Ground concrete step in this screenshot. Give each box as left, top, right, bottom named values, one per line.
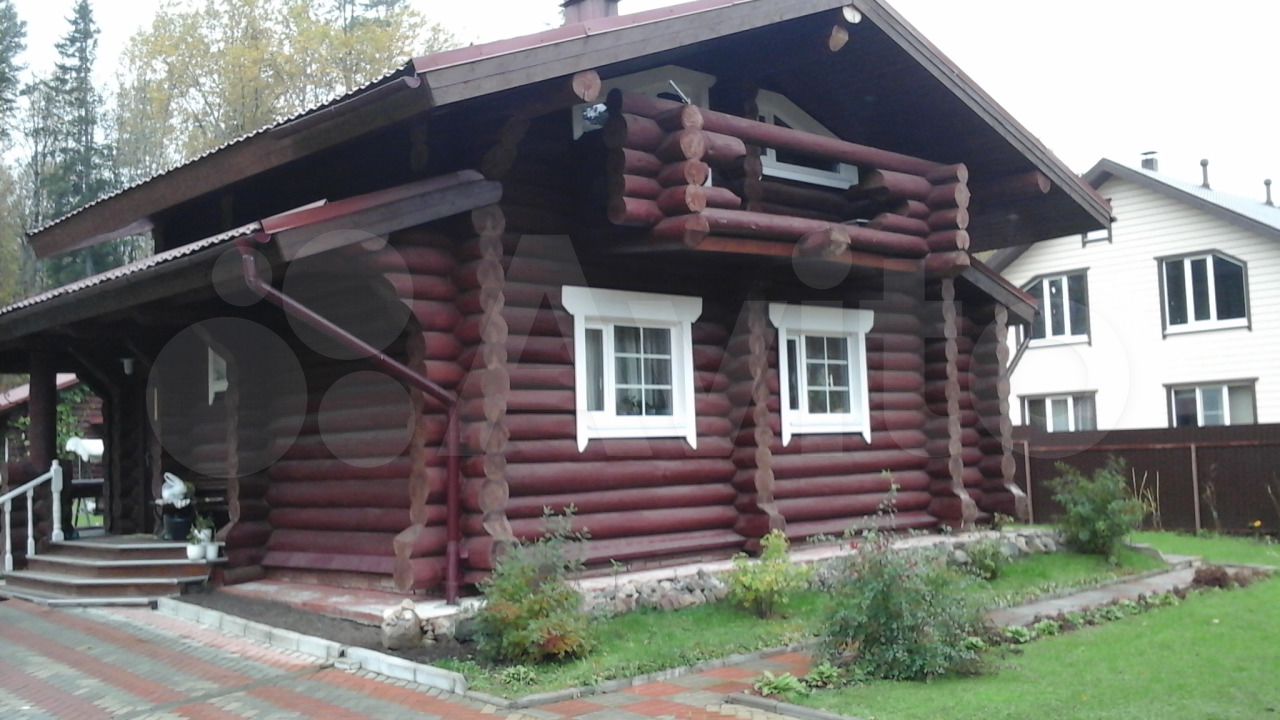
left=25, top=554, right=218, bottom=580
left=47, top=537, right=194, bottom=561
left=4, top=570, right=208, bottom=599
left=0, top=583, right=158, bottom=607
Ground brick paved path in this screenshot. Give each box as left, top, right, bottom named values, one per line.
left=0, top=598, right=804, bottom=719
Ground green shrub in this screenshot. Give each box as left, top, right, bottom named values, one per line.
left=1004, top=625, right=1033, bottom=644
left=753, top=670, right=810, bottom=699
left=728, top=530, right=812, bottom=618
left=498, top=665, right=537, bottom=687
left=962, top=539, right=1007, bottom=581
left=475, top=513, right=594, bottom=664
left=819, top=532, right=984, bottom=681
left=1032, top=619, right=1061, bottom=637
left=802, top=661, right=842, bottom=690
left=1050, top=456, right=1146, bottom=558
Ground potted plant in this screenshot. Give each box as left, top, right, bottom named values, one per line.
left=157, top=473, right=196, bottom=542
left=192, top=514, right=219, bottom=560
left=185, top=527, right=205, bottom=561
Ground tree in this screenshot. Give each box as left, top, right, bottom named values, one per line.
left=0, top=162, right=27, bottom=305
left=0, top=0, right=25, bottom=141
left=114, top=0, right=454, bottom=181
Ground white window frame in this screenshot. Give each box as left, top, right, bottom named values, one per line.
left=755, top=90, right=859, bottom=190
left=562, top=286, right=702, bottom=451
left=1168, top=383, right=1255, bottom=428
left=207, top=348, right=229, bottom=405
left=1023, top=393, right=1095, bottom=433
left=1026, top=272, right=1089, bottom=346
left=1162, top=253, right=1248, bottom=334
left=572, top=65, right=718, bottom=139
left=768, top=303, right=874, bottom=446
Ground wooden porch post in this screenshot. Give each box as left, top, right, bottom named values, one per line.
left=27, top=353, right=58, bottom=470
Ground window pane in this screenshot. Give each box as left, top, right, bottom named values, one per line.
left=1050, top=397, right=1070, bottom=432
left=825, top=337, right=848, bottom=361
left=828, top=388, right=851, bottom=413
left=585, top=328, right=604, bottom=411
left=1229, top=385, right=1256, bottom=425
left=1165, top=261, right=1187, bottom=325
left=615, top=325, right=641, bottom=353
left=617, top=389, right=643, bottom=416
left=616, top=356, right=641, bottom=385
left=644, top=388, right=673, bottom=416
left=1190, top=258, right=1211, bottom=321
left=1048, top=277, right=1066, bottom=336
left=644, top=358, right=671, bottom=387
left=642, top=327, right=671, bottom=355
left=805, top=335, right=827, bottom=360
left=828, top=362, right=849, bottom=388
left=1028, top=281, right=1045, bottom=339
left=1201, top=385, right=1225, bottom=426
left=806, top=361, right=828, bottom=388
left=786, top=338, right=800, bottom=411
left=1213, top=257, right=1247, bottom=320
left=1067, top=274, right=1089, bottom=336
left=1173, top=389, right=1198, bottom=427
left=1073, top=395, right=1096, bottom=431
left=1027, top=398, right=1046, bottom=430
left=808, top=390, right=829, bottom=414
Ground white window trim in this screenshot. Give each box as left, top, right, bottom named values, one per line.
left=1024, top=393, right=1095, bottom=433
left=207, top=348, right=229, bottom=405
left=1027, top=273, right=1088, bottom=347
left=768, top=303, right=874, bottom=446
left=572, top=65, right=718, bottom=139
left=1162, top=254, right=1248, bottom=333
left=1169, top=383, right=1252, bottom=427
left=562, top=286, right=702, bottom=451
left=756, top=90, right=859, bottom=190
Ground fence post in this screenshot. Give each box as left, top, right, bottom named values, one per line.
left=1189, top=443, right=1201, bottom=534
left=1022, top=440, right=1034, bottom=524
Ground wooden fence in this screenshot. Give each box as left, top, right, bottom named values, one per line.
left=1012, top=424, right=1280, bottom=533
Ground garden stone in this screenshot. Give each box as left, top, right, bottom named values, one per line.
left=1041, top=537, right=1057, bottom=553
left=1000, top=541, right=1021, bottom=559
left=1013, top=536, right=1030, bottom=553
left=951, top=548, right=970, bottom=565
left=381, top=599, right=425, bottom=650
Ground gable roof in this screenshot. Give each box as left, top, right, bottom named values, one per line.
left=27, top=0, right=1108, bottom=260
left=987, top=157, right=1280, bottom=272
left=0, top=375, right=79, bottom=417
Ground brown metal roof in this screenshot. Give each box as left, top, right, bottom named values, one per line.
left=0, top=374, right=79, bottom=416
left=26, top=0, right=1107, bottom=259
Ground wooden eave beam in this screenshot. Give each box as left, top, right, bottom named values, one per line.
left=600, top=232, right=921, bottom=273
left=29, top=76, right=434, bottom=259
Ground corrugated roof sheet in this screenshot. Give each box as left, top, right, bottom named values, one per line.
left=1117, top=161, right=1280, bottom=233
left=0, top=374, right=79, bottom=415
left=0, top=222, right=262, bottom=318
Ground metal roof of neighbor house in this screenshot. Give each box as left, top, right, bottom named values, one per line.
left=987, top=158, right=1280, bottom=272
left=26, top=0, right=1108, bottom=261
left=0, top=374, right=79, bottom=416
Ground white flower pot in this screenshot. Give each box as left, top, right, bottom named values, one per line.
left=204, top=543, right=219, bottom=561
left=194, top=529, right=213, bottom=543
left=186, top=544, right=205, bottom=561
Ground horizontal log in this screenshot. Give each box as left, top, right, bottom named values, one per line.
left=477, top=483, right=737, bottom=517
left=383, top=272, right=457, bottom=302
left=268, top=528, right=443, bottom=557
left=603, top=112, right=664, bottom=152
left=262, top=551, right=395, bottom=576
left=607, top=147, right=663, bottom=177
left=973, top=171, right=1051, bottom=202
left=656, top=129, right=706, bottom=162
left=502, top=458, right=735, bottom=496
left=768, top=449, right=929, bottom=478
left=757, top=202, right=841, bottom=223
left=269, top=458, right=413, bottom=483
left=925, top=163, right=969, bottom=185
left=657, top=160, right=710, bottom=188
left=269, top=507, right=445, bottom=533
left=609, top=173, right=663, bottom=200
left=608, top=196, right=666, bottom=226
left=267, top=479, right=413, bottom=508
left=501, top=437, right=734, bottom=464
left=869, top=213, right=930, bottom=236
left=758, top=180, right=853, bottom=217
left=926, top=230, right=970, bottom=252
left=927, top=183, right=971, bottom=210
left=852, top=169, right=933, bottom=202
left=703, top=186, right=744, bottom=210
left=773, top=491, right=933, bottom=522
left=698, top=208, right=929, bottom=256
left=655, top=103, right=705, bottom=131
left=652, top=214, right=711, bottom=245
left=394, top=556, right=446, bottom=591
left=928, top=207, right=969, bottom=231
left=656, top=185, right=708, bottom=215
left=769, top=470, right=931, bottom=498
left=467, top=506, right=737, bottom=540
left=786, top=512, right=936, bottom=540
left=924, top=251, right=972, bottom=277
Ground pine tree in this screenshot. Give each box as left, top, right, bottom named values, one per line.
left=0, top=0, right=25, bottom=142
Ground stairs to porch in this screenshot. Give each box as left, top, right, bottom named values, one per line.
left=0, top=535, right=220, bottom=607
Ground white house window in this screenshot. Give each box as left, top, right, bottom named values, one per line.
left=573, top=65, right=717, bottom=139
left=1161, top=253, right=1248, bottom=332
left=1170, top=382, right=1255, bottom=428
left=1024, top=393, right=1095, bottom=432
left=769, top=303, right=874, bottom=446
left=562, top=286, right=702, bottom=450
left=755, top=90, right=859, bottom=190
left=1081, top=226, right=1111, bottom=245
left=207, top=348, right=229, bottom=405
left=1024, top=271, right=1089, bottom=343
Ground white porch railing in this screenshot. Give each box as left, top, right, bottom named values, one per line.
left=2, top=460, right=63, bottom=573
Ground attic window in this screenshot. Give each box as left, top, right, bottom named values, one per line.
left=207, top=348, right=229, bottom=405
left=573, top=65, right=717, bottom=139
left=756, top=90, right=859, bottom=190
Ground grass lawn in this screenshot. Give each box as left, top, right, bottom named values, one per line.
left=801, top=533, right=1280, bottom=720
left=441, top=547, right=1161, bottom=697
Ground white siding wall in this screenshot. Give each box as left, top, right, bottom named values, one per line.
left=1003, top=176, right=1280, bottom=429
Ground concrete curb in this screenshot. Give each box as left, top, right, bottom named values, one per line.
left=727, top=693, right=863, bottom=720
left=154, top=598, right=467, bottom=694
left=466, top=641, right=817, bottom=710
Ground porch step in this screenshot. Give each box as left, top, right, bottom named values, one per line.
left=1, top=535, right=218, bottom=606
left=0, top=583, right=158, bottom=608
left=2, top=570, right=207, bottom=599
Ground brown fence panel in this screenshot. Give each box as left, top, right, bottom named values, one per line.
left=1013, top=424, right=1280, bottom=533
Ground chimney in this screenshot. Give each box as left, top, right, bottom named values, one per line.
left=563, top=0, right=619, bottom=23
left=1200, top=158, right=1211, bottom=189
left=1266, top=179, right=1274, bottom=207
left=1140, top=151, right=1158, bottom=172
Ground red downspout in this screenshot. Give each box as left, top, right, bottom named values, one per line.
left=236, top=238, right=464, bottom=604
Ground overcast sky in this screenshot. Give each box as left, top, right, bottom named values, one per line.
left=12, top=0, right=1280, bottom=203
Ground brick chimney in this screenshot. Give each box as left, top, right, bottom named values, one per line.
left=563, top=0, right=620, bottom=23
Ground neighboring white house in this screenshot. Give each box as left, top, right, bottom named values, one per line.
left=991, top=157, right=1280, bottom=431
